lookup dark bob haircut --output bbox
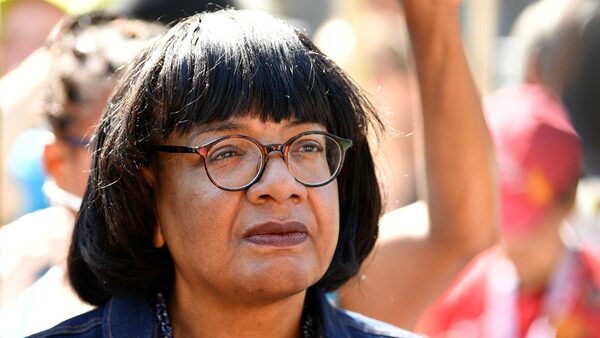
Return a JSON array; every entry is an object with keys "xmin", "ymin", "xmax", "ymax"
[{"xmin": 69, "ymin": 9, "xmax": 383, "ymax": 306}]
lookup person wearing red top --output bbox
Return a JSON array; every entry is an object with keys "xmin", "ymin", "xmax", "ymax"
[{"xmin": 416, "ymin": 83, "xmax": 600, "ymax": 338}]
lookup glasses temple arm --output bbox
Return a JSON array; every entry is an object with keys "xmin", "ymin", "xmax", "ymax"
[{"xmin": 153, "ymin": 145, "xmax": 199, "ymax": 154}]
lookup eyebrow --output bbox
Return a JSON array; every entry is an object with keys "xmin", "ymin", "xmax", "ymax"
[
  {"xmin": 188, "ymin": 121, "xmax": 243, "ymax": 140},
  {"xmin": 287, "ymin": 120, "xmax": 316, "ymax": 127},
  {"xmin": 188, "ymin": 120, "xmax": 322, "ymax": 142}
]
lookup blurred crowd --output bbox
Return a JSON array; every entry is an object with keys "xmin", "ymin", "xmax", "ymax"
[{"xmin": 1, "ymin": 0, "xmax": 600, "ymax": 337}]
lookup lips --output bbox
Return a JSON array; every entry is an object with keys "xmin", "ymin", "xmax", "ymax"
[{"xmin": 244, "ymin": 221, "xmax": 308, "ymax": 247}]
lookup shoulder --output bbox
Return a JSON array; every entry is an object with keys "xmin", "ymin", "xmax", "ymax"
[
  {"xmin": 435, "ymin": 248, "xmax": 500, "ymax": 304},
  {"xmin": 316, "ymin": 289, "xmax": 421, "ymax": 338},
  {"xmin": 27, "ymin": 296, "xmax": 157, "ymax": 338},
  {"xmin": 418, "ymin": 248, "xmax": 501, "ymax": 321},
  {"xmin": 0, "ymin": 206, "xmax": 75, "ymax": 306},
  {"xmin": 0, "ymin": 207, "xmax": 73, "ymax": 267},
  {"xmin": 335, "ymin": 308, "xmax": 424, "ymax": 338},
  {"xmin": 578, "ymin": 247, "xmax": 600, "ymax": 286},
  {"xmin": 378, "ymin": 201, "xmax": 429, "ymax": 242},
  {"xmin": 27, "ymin": 307, "xmax": 103, "ymax": 338},
  {"xmin": 0, "ymin": 206, "xmax": 73, "ymax": 244}
]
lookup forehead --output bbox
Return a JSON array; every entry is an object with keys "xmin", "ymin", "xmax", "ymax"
[{"xmin": 172, "ymin": 117, "xmax": 326, "ymax": 143}]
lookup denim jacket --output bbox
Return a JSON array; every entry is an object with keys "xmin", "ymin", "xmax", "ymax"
[{"xmin": 29, "ymin": 289, "xmax": 420, "ymax": 338}]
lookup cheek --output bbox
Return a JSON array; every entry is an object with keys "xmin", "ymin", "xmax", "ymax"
[
  {"xmin": 156, "ymin": 176, "xmax": 225, "ymax": 242},
  {"xmin": 312, "ymin": 183, "xmax": 340, "ymax": 265},
  {"xmin": 153, "ymin": 169, "xmax": 242, "ymax": 269}
]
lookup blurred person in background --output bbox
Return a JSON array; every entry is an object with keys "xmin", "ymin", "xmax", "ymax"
[
  {"xmin": 501, "ymin": 0, "xmax": 600, "ymax": 255},
  {"xmin": 416, "ymin": 83, "xmax": 600, "ymax": 337},
  {"xmin": 336, "ymin": 0, "xmax": 498, "ymax": 329},
  {"xmin": 0, "ymin": 0, "xmax": 239, "ymax": 225},
  {"xmin": 338, "ymin": 0, "xmax": 600, "ymax": 331},
  {"xmin": 0, "ymin": 0, "xmax": 65, "ymax": 75},
  {"xmin": 0, "ymin": 0, "xmax": 65, "ymax": 223},
  {"xmin": 0, "ymin": 12, "xmax": 165, "ymax": 337},
  {"xmin": 414, "ymin": 2, "xmax": 600, "ymax": 336},
  {"xmin": 556, "ymin": 0, "xmax": 600, "ymax": 252},
  {"xmin": 0, "ymin": 0, "xmax": 116, "ymax": 224}
]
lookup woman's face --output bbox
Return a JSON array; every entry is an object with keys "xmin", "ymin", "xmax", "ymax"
[{"xmin": 149, "ymin": 117, "xmax": 340, "ymax": 304}]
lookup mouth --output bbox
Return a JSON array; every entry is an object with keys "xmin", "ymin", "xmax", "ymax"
[{"xmin": 244, "ymin": 221, "xmax": 308, "ymax": 247}]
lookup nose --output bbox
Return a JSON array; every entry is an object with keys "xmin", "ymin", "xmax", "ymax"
[{"xmin": 246, "ymin": 153, "xmax": 308, "ymax": 204}]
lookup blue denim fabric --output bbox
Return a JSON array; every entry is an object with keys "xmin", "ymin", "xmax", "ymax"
[{"xmin": 28, "ymin": 290, "xmax": 419, "ymax": 338}]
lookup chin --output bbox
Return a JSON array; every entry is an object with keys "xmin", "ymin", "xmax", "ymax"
[
  {"xmin": 239, "ymin": 259, "xmax": 325, "ymax": 301},
  {"xmin": 261, "ymin": 280, "xmax": 310, "ymax": 300}
]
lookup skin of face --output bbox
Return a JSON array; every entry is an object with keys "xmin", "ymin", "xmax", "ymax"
[
  {"xmin": 147, "ymin": 117, "xmax": 340, "ymax": 307},
  {"xmin": 44, "ymin": 86, "xmax": 113, "ymax": 199}
]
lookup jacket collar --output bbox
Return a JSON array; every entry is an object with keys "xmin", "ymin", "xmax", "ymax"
[
  {"xmin": 314, "ymin": 288, "xmax": 353, "ymax": 337},
  {"xmin": 103, "ymin": 292, "xmax": 339, "ymax": 338},
  {"xmin": 103, "ymin": 289, "xmax": 373, "ymax": 338},
  {"xmin": 103, "ymin": 296, "xmax": 157, "ymax": 338}
]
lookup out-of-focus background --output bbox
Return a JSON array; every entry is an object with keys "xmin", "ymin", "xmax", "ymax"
[
  {"xmin": 4, "ymin": 1, "xmax": 600, "ymax": 336},
  {"xmin": 0, "ymin": 0, "xmax": 537, "ymax": 224}
]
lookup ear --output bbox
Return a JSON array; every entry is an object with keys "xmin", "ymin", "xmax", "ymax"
[
  {"xmin": 153, "ymin": 223, "xmax": 166, "ymax": 248},
  {"xmin": 43, "ymin": 134, "xmax": 67, "ymax": 183},
  {"xmin": 140, "ymin": 165, "xmax": 156, "ymax": 187},
  {"xmin": 141, "ymin": 165, "xmax": 165, "ymax": 247},
  {"xmin": 560, "ymin": 181, "xmax": 578, "ymax": 214}
]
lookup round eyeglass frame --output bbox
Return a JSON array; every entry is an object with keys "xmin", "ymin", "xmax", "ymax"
[{"xmin": 153, "ymin": 130, "xmax": 353, "ymax": 191}]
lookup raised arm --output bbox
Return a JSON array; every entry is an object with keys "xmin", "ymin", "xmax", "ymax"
[
  {"xmin": 404, "ymin": 1, "xmax": 497, "ymax": 256},
  {"xmin": 338, "ymin": 1, "xmax": 498, "ymax": 328}
]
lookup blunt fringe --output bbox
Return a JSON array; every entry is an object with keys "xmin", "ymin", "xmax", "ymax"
[{"xmin": 69, "ymin": 9, "xmax": 383, "ymax": 305}]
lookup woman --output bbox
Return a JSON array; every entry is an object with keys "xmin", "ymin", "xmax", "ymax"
[{"xmin": 32, "ymin": 0, "xmax": 493, "ymax": 337}]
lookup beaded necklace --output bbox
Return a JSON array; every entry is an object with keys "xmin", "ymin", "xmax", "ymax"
[
  {"xmin": 151, "ymin": 293, "xmax": 173, "ymax": 338},
  {"xmin": 151, "ymin": 292, "xmax": 321, "ymax": 338}
]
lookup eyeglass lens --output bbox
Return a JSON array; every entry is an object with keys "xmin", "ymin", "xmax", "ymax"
[{"xmin": 205, "ymin": 134, "xmax": 343, "ymax": 189}]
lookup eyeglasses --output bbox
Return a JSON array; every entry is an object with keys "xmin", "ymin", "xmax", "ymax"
[
  {"xmin": 154, "ymin": 131, "xmax": 352, "ymax": 191},
  {"xmin": 63, "ymin": 135, "xmax": 91, "ymax": 149}
]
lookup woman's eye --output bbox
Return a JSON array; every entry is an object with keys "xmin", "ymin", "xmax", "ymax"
[
  {"xmin": 210, "ymin": 146, "xmax": 243, "ymax": 161},
  {"xmin": 293, "ymin": 141, "xmax": 323, "ymax": 153}
]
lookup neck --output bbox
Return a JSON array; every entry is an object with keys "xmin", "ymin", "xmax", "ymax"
[
  {"xmin": 169, "ymin": 282, "xmax": 307, "ymax": 338},
  {"xmin": 504, "ymin": 227, "xmax": 565, "ymax": 293},
  {"xmin": 43, "ymin": 180, "xmax": 82, "ymax": 213}
]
